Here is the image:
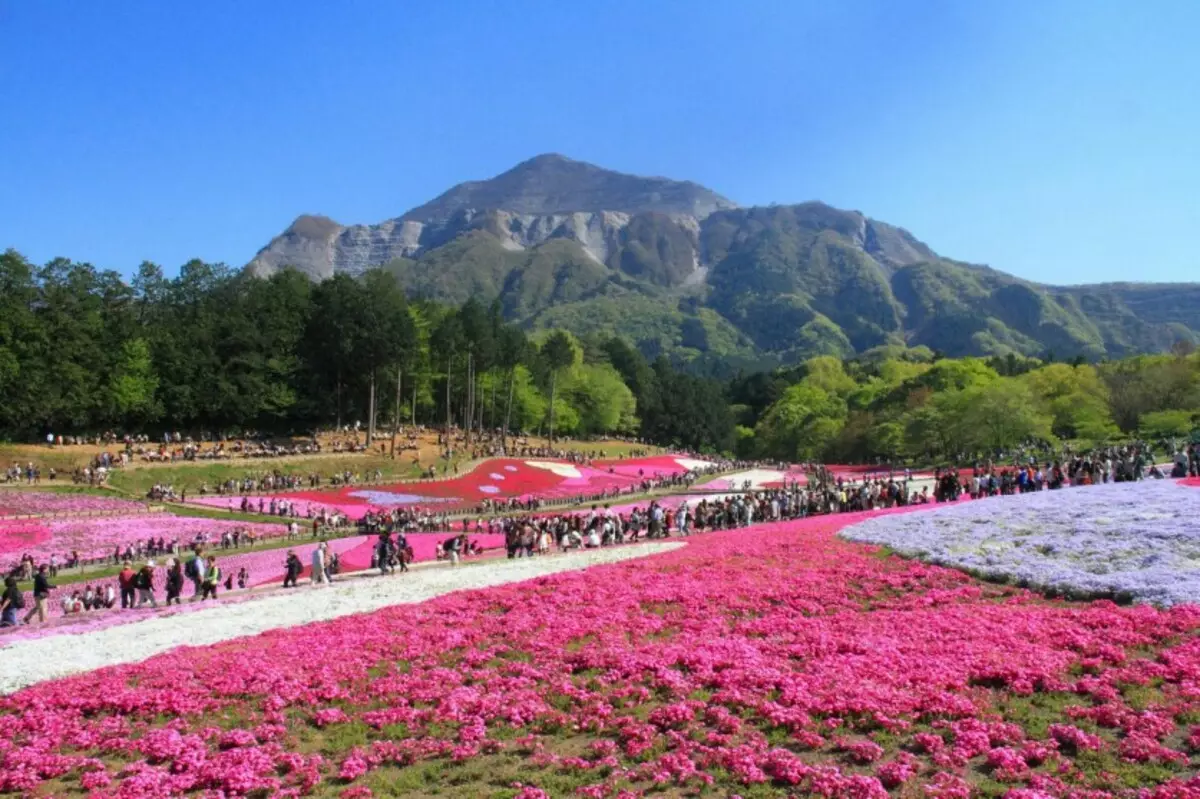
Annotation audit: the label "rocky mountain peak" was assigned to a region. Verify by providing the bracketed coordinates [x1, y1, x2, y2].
[400, 153, 737, 223]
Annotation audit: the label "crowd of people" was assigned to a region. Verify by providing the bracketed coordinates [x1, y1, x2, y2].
[4, 462, 56, 484]
[930, 443, 1198, 502]
[4, 435, 1198, 630]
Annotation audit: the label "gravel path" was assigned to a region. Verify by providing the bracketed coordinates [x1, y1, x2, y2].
[0, 542, 682, 694]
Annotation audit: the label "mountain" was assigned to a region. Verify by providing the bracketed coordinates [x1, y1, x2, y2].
[248, 155, 1200, 365]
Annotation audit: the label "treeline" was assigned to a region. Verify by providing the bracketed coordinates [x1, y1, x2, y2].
[3, 249, 1197, 462]
[0, 251, 732, 451]
[730, 345, 1200, 463]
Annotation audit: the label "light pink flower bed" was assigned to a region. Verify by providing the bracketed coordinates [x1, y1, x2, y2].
[0, 491, 147, 517]
[0, 514, 287, 569]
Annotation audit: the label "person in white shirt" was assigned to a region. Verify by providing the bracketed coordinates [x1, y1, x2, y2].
[312, 542, 328, 585]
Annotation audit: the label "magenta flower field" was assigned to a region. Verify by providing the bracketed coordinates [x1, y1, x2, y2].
[5, 512, 1200, 798]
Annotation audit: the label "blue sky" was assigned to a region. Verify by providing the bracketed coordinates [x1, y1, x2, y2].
[1, 0, 1197, 284]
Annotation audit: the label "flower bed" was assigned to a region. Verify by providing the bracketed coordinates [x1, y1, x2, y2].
[841, 480, 1200, 606]
[187, 455, 712, 519]
[0, 491, 146, 518]
[0, 514, 286, 569]
[5, 510, 1200, 797]
[700, 465, 934, 492]
[3, 533, 511, 636]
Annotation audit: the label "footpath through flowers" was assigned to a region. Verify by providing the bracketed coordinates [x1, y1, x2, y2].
[5, 499, 1200, 798]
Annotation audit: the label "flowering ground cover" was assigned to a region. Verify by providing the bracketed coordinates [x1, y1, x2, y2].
[6, 510, 1200, 797]
[0, 491, 146, 518]
[0, 514, 286, 569]
[2, 533, 511, 638]
[841, 480, 1200, 607]
[187, 455, 711, 519]
[701, 466, 934, 492]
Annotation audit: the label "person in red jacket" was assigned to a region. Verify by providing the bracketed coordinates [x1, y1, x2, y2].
[117, 564, 136, 609]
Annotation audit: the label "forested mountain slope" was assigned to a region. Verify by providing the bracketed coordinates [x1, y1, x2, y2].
[249, 155, 1199, 364]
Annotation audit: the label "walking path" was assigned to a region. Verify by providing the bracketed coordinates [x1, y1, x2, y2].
[0, 542, 681, 694]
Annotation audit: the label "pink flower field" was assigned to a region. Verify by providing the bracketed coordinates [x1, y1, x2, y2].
[5, 510, 1200, 798]
[1, 532, 510, 638]
[0, 513, 286, 568]
[0, 491, 147, 518]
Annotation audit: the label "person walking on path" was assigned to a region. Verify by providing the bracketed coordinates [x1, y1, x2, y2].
[201, 557, 221, 600]
[136, 561, 158, 608]
[118, 563, 136, 609]
[165, 560, 184, 605]
[283, 551, 302, 587]
[22, 565, 53, 624]
[311, 542, 328, 585]
[187, 550, 207, 601]
[0, 577, 25, 627]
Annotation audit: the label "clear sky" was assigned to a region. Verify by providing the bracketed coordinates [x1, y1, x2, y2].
[1, 0, 1197, 284]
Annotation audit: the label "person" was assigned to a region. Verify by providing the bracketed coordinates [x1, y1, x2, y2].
[101, 583, 116, 609]
[61, 591, 84, 615]
[443, 534, 461, 565]
[283, 551, 302, 587]
[186, 550, 207, 601]
[23, 564, 53, 624]
[118, 563, 136, 609]
[311, 542, 328, 585]
[0, 576, 25, 627]
[376, 533, 394, 575]
[165, 560, 184, 605]
[136, 561, 158, 608]
[397, 536, 412, 573]
[201, 557, 221, 600]
[237, 567, 248, 590]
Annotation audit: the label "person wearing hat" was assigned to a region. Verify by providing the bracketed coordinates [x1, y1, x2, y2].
[283, 550, 302, 587]
[136, 561, 158, 608]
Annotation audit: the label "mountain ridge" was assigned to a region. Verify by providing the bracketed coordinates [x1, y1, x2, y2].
[247, 154, 1199, 364]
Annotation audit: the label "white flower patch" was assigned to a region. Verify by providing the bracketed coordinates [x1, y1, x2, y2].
[0, 543, 682, 694]
[524, 460, 584, 479]
[841, 481, 1200, 607]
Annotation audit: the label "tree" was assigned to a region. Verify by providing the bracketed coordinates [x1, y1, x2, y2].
[955, 379, 1055, 455]
[642, 358, 734, 452]
[109, 338, 160, 426]
[1022, 363, 1117, 442]
[540, 330, 579, 441]
[561, 364, 637, 435]
[1139, 409, 1197, 439]
[754, 383, 847, 461]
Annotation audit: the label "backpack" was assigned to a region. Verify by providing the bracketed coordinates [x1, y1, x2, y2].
[185, 558, 199, 580]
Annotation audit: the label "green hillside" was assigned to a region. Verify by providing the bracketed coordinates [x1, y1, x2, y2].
[370, 202, 1197, 366]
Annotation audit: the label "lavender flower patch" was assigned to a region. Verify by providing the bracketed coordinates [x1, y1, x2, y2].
[841, 480, 1200, 606]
